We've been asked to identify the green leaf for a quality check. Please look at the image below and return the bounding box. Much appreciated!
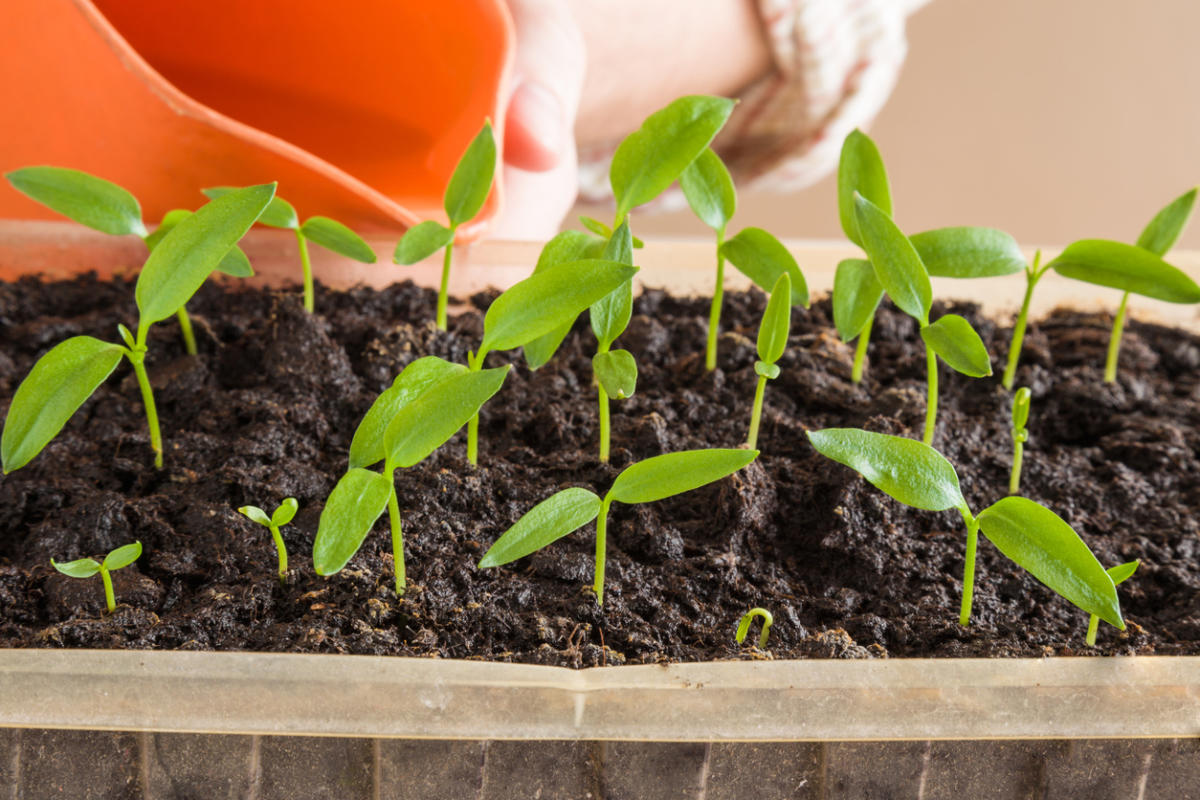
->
[977,496,1123,628]
[1107,560,1139,586]
[51,557,101,579]
[203,186,297,229]
[720,228,809,307]
[349,356,467,468]
[143,209,191,250]
[478,487,603,568]
[757,273,791,364]
[524,231,597,370]
[837,130,891,247]
[312,468,393,576]
[806,428,965,512]
[238,505,271,527]
[272,497,299,527]
[754,361,781,380]
[610,95,735,220]
[593,349,638,399]
[1136,188,1196,256]
[1012,387,1032,430]
[853,193,932,323]
[920,314,992,377]
[590,221,636,349]
[1050,240,1200,303]
[2,336,125,473]
[680,147,736,232]
[444,120,497,227]
[579,216,611,238]
[481,260,638,353]
[384,367,510,468]
[137,184,276,326]
[832,258,884,341]
[6,166,147,237]
[910,227,1025,279]
[147,209,254,277]
[609,448,758,506]
[300,216,376,263]
[102,541,142,571]
[393,220,454,265]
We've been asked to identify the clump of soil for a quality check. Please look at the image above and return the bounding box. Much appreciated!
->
[0,274,1196,666]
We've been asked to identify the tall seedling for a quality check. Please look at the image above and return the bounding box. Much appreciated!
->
[680,147,737,370]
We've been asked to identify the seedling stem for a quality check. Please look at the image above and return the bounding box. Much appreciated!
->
[959,508,980,626]
[126,347,163,468]
[593,497,613,602]
[1009,387,1031,495]
[438,243,455,330]
[851,316,873,384]
[1002,251,1047,390]
[705,230,727,370]
[295,229,315,313]
[386,468,406,594]
[175,309,197,356]
[1104,292,1130,383]
[597,383,612,463]
[923,343,938,445]
[746,375,768,448]
[736,607,773,648]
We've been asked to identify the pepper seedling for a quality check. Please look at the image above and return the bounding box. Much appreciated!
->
[746,273,791,448]
[51,541,142,614]
[238,498,299,584]
[479,448,758,605]
[680,147,737,370]
[2,184,276,472]
[1009,387,1032,495]
[736,607,773,649]
[204,186,376,314]
[393,120,496,330]
[5,166,256,355]
[1087,561,1138,646]
[807,428,1123,630]
[1047,188,1200,383]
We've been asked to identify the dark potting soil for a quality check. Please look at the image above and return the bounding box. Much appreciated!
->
[0,274,1198,666]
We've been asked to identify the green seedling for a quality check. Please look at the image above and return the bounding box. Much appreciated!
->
[2,185,276,472]
[719,226,810,312]
[736,607,773,649]
[5,166,256,355]
[51,541,142,614]
[807,428,1123,630]
[394,121,496,330]
[833,132,1024,383]
[314,357,509,593]
[238,498,298,583]
[1047,188,1199,383]
[479,448,757,604]
[853,193,994,445]
[205,186,376,314]
[680,147,737,370]
[1087,561,1138,646]
[999,250,1049,391]
[746,273,791,448]
[1009,387,1032,495]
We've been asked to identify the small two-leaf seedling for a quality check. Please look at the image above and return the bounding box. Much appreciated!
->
[480,448,757,604]
[1009,388,1032,495]
[238,498,298,584]
[736,607,773,649]
[746,273,791,448]
[52,541,142,614]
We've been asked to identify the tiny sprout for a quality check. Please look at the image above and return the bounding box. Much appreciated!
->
[205,186,376,314]
[736,607,773,649]
[680,147,736,370]
[2,185,275,472]
[1087,561,1138,646]
[480,448,757,605]
[746,273,791,448]
[52,541,142,613]
[238,498,298,583]
[393,120,496,330]
[1009,388,1032,495]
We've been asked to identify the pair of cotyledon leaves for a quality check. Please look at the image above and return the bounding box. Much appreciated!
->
[807,428,1124,628]
[52,541,143,579]
[1,184,278,473]
[240,498,299,531]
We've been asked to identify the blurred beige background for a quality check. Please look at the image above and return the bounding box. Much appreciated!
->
[596,0,1200,249]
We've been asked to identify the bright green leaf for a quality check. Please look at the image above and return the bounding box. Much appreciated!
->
[203,186,297,229]
[1107,560,1139,586]
[609,448,758,506]
[2,336,125,473]
[593,349,638,399]
[910,227,1025,279]
[610,95,735,220]
[590,221,635,349]
[272,497,299,527]
[920,314,992,377]
[837,130,891,247]
[680,147,736,232]
[524,231,597,369]
[754,361,781,380]
[832,258,884,341]
[806,428,965,512]
[6,166,147,237]
[312,468,393,576]
[1012,387,1032,430]
[853,193,932,322]
[757,273,791,364]
[102,541,142,571]
[1050,240,1200,303]
[238,505,271,527]
[143,209,191,250]
[444,120,496,227]
[720,228,809,307]
[349,356,467,468]
[977,496,1123,628]
[1136,188,1196,256]
[147,209,253,277]
[579,216,611,238]
[301,216,376,263]
[478,487,603,568]
[51,557,101,579]
[393,220,454,265]
[384,367,510,468]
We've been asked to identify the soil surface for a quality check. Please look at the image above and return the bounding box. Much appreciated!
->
[1,274,1197,666]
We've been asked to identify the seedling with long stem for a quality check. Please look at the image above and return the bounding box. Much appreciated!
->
[1087,561,1138,646]
[680,147,737,370]
[807,428,1124,629]
[999,250,1049,390]
[736,607,773,649]
[1,185,276,471]
[51,541,142,614]
[479,448,757,604]
[393,121,496,330]
[239,498,298,584]
[1009,388,1031,495]
[746,273,791,448]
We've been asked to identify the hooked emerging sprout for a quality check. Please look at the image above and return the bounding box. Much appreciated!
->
[1009,388,1032,495]
[239,498,298,584]
[1088,561,1138,646]
[746,273,791,448]
[52,541,142,614]
[2,184,275,471]
[736,607,773,649]
[479,448,758,604]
